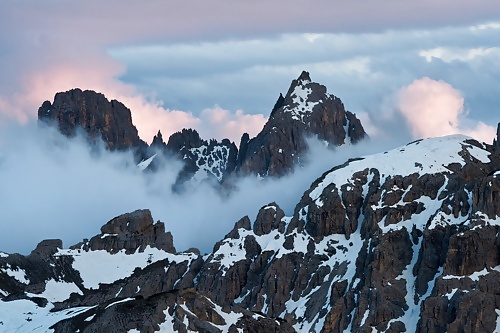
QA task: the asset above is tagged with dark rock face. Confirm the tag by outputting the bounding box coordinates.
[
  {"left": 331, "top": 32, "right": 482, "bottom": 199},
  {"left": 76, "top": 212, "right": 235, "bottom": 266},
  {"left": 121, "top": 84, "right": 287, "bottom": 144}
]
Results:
[
  {"left": 37, "top": 72, "right": 367, "bottom": 184},
  {"left": 38, "top": 89, "right": 148, "bottom": 158},
  {"left": 73, "top": 209, "right": 176, "bottom": 254},
  {"left": 165, "top": 128, "right": 239, "bottom": 187},
  {"left": 236, "top": 71, "right": 366, "bottom": 177}
]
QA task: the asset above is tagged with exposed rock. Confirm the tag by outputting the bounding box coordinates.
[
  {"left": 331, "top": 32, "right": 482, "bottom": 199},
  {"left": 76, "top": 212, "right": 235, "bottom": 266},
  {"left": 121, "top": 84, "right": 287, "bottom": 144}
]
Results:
[
  {"left": 38, "top": 88, "right": 148, "bottom": 159},
  {"left": 166, "top": 128, "right": 239, "bottom": 188},
  {"left": 37, "top": 72, "right": 367, "bottom": 185},
  {"left": 75, "top": 209, "right": 176, "bottom": 254},
  {"left": 29, "top": 239, "right": 62, "bottom": 258},
  {"left": 150, "top": 129, "right": 167, "bottom": 152},
  {"left": 236, "top": 71, "right": 367, "bottom": 177}
]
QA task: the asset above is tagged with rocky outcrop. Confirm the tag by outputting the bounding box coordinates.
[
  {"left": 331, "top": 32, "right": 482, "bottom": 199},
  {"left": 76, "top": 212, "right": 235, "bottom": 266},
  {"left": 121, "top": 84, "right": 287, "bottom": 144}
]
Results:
[
  {"left": 193, "top": 136, "right": 500, "bottom": 332},
  {"left": 236, "top": 71, "right": 367, "bottom": 177},
  {"left": 37, "top": 72, "right": 367, "bottom": 184},
  {"left": 38, "top": 88, "right": 148, "bottom": 159},
  {"left": 150, "top": 130, "right": 167, "bottom": 152},
  {"left": 72, "top": 209, "right": 176, "bottom": 254},
  {"left": 165, "top": 128, "right": 239, "bottom": 188}
]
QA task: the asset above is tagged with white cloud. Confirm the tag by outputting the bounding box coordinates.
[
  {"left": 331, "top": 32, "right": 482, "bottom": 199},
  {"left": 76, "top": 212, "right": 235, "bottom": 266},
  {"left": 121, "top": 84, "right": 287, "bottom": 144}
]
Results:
[
  {"left": 396, "top": 77, "right": 496, "bottom": 143},
  {"left": 469, "top": 21, "right": 500, "bottom": 31},
  {"left": 199, "top": 107, "right": 266, "bottom": 142},
  {"left": 0, "top": 122, "right": 387, "bottom": 255},
  {"left": 419, "top": 47, "right": 499, "bottom": 63}
]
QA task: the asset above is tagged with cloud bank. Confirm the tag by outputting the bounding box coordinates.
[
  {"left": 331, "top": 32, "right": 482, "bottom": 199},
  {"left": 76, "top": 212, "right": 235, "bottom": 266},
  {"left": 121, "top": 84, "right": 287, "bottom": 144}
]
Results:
[
  {"left": 396, "top": 77, "right": 496, "bottom": 142},
  {"left": 0, "top": 121, "right": 397, "bottom": 255},
  {"left": 2, "top": 2, "right": 500, "bottom": 145}
]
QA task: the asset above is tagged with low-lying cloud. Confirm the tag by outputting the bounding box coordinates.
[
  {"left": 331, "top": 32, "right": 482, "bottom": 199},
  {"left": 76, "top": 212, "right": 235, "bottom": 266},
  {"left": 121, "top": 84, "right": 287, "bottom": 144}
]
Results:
[{"left": 0, "top": 121, "right": 397, "bottom": 255}]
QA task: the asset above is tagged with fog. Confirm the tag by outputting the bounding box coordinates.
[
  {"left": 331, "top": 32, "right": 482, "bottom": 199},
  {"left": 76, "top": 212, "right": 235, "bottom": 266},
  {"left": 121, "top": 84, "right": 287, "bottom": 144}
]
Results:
[{"left": 0, "top": 122, "right": 403, "bottom": 255}]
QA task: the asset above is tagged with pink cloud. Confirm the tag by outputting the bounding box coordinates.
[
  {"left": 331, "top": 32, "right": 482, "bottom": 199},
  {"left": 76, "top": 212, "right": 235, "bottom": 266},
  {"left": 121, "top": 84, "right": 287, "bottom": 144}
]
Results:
[
  {"left": 0, "top": 59, "right": 265, "bottom": 144},
  {"left": 5, "top": 1, "right": 500, "bottom": 44},
  {"left": 199, "top": 107, "right": 267, "bottom": 143},
  {"left": 397, "top": 77, "right": 496, "bottom": 143}
]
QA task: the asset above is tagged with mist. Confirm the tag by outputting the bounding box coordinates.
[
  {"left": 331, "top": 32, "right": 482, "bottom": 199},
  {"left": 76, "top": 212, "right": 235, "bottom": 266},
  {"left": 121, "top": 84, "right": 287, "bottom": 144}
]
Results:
[{"left": 0, "top": 121, "right": 406, "bottom": 255}]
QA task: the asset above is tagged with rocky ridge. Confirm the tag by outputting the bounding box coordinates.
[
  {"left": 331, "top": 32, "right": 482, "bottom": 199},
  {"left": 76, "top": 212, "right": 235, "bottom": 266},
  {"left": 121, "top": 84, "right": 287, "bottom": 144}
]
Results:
[
  {"left": 1, "top": 134, "right": 500, "bottom": 332},
  {"left": 38, "top": 88, "right": 149, "bottom": 160},
  {"left": 38, "top": 72, "right": 367, "bottom": 185}
]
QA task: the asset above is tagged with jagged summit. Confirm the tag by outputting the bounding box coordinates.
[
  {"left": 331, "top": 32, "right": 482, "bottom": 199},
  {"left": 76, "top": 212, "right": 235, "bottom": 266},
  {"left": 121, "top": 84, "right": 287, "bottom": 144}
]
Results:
[
  {"left": 297, "top": 69, "right": 312, "bottom": 82},
  {"left": 151, "top": 130, "right": 166, "bottom": 150},
  {"left": 37, "top": 72, "right": 367, "bottom": 183},
  {"left": 236, "top": 71, "right": 367, "bottom": 177},
  {"left": 38, "top": 88, "right": 148, "bottom": 159}
]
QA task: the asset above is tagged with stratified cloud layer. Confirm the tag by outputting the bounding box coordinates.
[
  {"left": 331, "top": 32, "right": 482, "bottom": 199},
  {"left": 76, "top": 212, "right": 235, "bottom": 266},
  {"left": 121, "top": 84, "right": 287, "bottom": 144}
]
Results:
[{"left": 1, "top": 1, "right": 500, "bottom": 144}]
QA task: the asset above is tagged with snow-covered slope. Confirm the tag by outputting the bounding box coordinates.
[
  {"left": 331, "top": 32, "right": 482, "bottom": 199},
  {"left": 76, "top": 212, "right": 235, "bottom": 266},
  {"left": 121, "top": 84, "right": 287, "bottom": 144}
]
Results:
[
  {"left": 199, "top": 134, "right": 500, "bottom": 332},
  {"left": 1, "top": 135, "right": 499, "bottom": 332}
]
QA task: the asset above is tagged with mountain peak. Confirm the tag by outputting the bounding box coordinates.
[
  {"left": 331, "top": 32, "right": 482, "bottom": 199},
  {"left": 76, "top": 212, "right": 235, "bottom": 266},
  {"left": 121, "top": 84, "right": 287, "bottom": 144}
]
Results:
[
  {"left": 297, "top": 70, "right": 311, "bottom": 83},
  {"left": 37, "top": 88, "right": 148, "bottom": 159},
  {"left": 236, "top": 71, "right": 367, "bottom": 177},
  {"left": 151, "top": 129, "right": 166, "bottom": 149}
]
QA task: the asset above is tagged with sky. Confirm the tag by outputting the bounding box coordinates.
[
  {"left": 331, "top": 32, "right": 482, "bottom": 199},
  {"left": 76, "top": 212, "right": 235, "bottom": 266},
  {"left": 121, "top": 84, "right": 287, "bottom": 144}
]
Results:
[{"left": 0, "top": 1, "right": 500, "bottom": 254}]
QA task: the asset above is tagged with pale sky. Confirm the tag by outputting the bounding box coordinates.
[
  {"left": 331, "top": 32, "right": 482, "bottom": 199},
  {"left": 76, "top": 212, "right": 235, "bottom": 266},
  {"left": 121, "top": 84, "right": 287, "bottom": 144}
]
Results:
[{"left": 1, "top": 1, "right": 499, "bottom": 143}]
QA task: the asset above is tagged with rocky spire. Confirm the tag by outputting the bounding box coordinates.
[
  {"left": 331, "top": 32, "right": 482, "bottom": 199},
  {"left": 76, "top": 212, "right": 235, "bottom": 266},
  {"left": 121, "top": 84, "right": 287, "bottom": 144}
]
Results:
[
  {"left": 236, "top": 71, "right": 367, "bottom": 177},
  {"left": 297, "top": 70, "right": 311, "bottom": 83},
  {"left": 151, "top": 130, "right": 167, "bottom": 151}
]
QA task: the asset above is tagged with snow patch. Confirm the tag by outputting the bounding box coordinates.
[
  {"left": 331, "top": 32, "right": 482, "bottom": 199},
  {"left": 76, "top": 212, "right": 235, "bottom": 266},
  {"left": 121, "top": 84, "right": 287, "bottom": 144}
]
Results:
[
  {"left": 360, "top": 308, "right": 369, "bottom": 326},
  {"left": 27, "top": 280, "right": 82, "bottom": 303},
  {"left": 442, "top": 268, "right": 489, "bottom": 281},
  {"left": 137, "top": 154, "right": 156, "bottom": 171},
  {"left": 1, "top": 264, "right": 30, "bottom": 284},
  {"left": 495, "top": 309, "right": 500, "bottom": 333},
  {"left": 105, "top": 297, "right": 135, "bottom": 309},
  {"left": 309, "top": 135, "right": 477, "bottom": 202},
  {"left": 464, "top": 144, "right": 490, "bottom": 163},
  {"left": 0, "top": 300, "right": 94, "bottom": 332},
  {"left": 283, "top": 81, "right": 320, "bottom": 122},
  {"left": 188, "top": 145, "right": 231, "bottom": 182},
  {"left": 444, "top": 288, "right": 458, "bottom": 299},
  {"left": 56, "top": 246, "right": 196, "bottom": 289}
]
